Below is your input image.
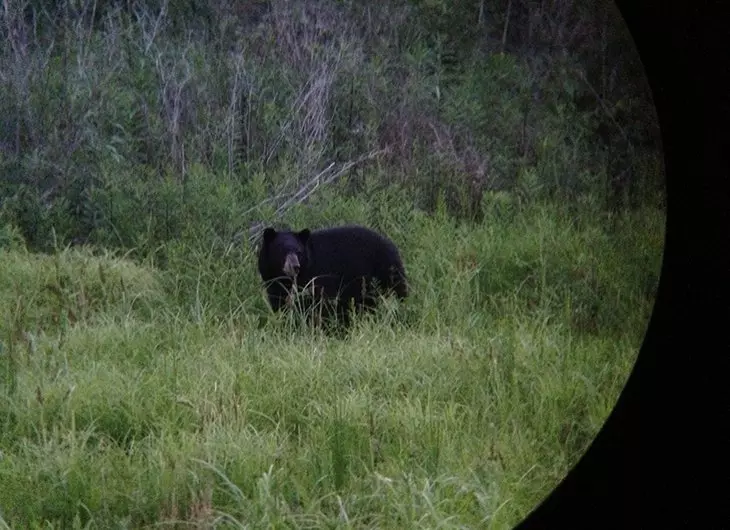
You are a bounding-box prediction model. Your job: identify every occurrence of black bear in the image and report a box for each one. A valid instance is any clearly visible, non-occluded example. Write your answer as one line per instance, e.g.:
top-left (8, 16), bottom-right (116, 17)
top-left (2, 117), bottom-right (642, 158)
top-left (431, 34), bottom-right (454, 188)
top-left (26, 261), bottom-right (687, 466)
top-left (257, 224), bottom-right (408, 327)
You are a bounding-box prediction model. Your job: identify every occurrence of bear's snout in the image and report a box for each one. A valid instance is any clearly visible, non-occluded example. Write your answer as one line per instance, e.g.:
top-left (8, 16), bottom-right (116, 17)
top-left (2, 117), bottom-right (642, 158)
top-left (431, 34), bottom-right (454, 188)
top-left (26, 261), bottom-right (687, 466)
top-left (283, 253), bottom-right (301, 278)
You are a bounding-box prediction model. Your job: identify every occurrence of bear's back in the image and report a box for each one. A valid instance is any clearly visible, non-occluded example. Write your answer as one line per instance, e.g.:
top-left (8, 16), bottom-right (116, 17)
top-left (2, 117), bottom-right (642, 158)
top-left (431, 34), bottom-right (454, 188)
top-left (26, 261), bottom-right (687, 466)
top-left (302, 225), bottom-right (406, 297)
top-left (307, 225), bottom-right (401, 266)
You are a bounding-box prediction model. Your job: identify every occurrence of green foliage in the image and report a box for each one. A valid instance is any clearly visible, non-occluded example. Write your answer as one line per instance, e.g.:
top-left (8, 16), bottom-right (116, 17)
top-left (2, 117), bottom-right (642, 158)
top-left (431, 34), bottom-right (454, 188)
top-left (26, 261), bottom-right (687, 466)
top-left (0, 0), bottom-right (662, 252)
top-left (0, 2), bottom-right (665, 526)
top-left (0, 224), bottom-right (26, 251)
top-left (0, 246), bottom-right (164, 338)
top-left (0, 197), bottom-right (664, 527)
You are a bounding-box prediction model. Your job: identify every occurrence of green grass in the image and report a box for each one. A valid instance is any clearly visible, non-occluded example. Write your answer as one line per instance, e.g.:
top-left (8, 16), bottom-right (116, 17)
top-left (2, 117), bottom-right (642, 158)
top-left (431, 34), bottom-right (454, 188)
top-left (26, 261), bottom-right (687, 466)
top-left (0, 199), bottom-right (664, 529)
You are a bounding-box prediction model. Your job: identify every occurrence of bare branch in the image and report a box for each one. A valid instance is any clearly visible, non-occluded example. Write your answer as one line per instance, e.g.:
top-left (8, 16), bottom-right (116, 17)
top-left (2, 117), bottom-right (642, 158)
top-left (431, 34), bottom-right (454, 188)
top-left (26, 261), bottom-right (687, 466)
top-left (501, 0), bottom-right (512, 54)
top-left (245, 148), bottom-right (390, 245)
top-left (134, 0), bottom-right (168, 54)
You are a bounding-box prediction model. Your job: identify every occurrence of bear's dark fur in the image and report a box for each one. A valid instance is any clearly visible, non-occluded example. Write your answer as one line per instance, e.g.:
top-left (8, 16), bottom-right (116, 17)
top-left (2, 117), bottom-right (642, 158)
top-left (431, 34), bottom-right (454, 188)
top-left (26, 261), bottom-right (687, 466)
top-left (257, 225), bottom-right (408, 327)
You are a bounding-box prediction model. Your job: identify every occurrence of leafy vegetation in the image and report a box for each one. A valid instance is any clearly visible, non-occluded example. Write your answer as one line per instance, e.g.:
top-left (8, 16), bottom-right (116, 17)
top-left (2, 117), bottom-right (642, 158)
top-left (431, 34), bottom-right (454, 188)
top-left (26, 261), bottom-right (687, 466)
top-left (0, 0), bottom-right (664, 527)
top-left (0, 196), bottom-right (663, 528)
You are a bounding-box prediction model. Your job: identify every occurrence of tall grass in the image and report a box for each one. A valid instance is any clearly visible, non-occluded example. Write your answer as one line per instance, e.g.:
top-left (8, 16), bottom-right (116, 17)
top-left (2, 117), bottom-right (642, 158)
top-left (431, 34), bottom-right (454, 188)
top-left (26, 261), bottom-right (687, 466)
top-left (0, 196), bottom-right (664, 528)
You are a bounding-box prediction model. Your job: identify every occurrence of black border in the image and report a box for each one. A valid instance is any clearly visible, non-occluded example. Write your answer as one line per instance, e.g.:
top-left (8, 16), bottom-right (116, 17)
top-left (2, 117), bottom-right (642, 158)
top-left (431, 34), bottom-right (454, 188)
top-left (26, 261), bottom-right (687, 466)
top-left (516, 0), bottom-right (729, 527)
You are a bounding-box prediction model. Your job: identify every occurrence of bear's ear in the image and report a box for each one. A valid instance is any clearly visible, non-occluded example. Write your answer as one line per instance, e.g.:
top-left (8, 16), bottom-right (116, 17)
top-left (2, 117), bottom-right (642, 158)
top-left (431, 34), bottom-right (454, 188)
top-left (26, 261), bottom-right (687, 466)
top-left (263, 228), bottom-right (277, 245)
top-left (297, 229), bottom-right (311, 244)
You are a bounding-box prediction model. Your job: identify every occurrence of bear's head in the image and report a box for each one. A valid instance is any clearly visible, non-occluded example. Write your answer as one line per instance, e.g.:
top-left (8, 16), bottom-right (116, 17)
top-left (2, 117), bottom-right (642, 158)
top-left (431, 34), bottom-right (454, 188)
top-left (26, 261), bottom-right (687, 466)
top-left (259, 227), bottom-right (311, 281)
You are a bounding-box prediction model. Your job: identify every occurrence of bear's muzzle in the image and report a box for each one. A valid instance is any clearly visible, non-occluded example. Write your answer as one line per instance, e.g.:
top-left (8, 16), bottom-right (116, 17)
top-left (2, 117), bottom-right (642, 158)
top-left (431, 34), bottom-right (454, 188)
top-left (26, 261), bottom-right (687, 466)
top-left (283, 252), bottom-right (301, 278)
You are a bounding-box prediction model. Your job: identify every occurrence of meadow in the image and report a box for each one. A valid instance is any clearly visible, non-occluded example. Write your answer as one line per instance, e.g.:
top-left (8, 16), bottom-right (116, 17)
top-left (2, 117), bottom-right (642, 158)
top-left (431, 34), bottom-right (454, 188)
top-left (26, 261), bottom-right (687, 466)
top-left (0, 194), bottom-right (665, 529)
top-left (0, 2), bottom-right (664, 525)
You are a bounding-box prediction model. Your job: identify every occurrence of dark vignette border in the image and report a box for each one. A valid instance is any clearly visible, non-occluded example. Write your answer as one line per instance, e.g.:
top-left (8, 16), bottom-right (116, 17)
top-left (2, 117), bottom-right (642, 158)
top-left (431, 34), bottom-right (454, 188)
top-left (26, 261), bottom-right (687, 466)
top-left (515, 0), bottom-right (729, 528)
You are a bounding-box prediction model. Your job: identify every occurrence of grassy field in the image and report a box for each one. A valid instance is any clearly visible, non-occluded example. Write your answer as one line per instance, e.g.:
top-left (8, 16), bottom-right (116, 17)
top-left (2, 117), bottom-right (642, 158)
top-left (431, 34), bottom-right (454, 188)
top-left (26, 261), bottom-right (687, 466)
top-left (0, 198), bottom-right (664, 529)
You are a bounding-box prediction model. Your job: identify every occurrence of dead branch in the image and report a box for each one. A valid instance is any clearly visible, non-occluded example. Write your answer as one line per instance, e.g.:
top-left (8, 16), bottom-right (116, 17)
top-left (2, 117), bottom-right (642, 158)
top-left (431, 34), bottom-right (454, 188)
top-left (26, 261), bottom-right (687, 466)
top-left (244, 147), bottom-right (390, 246)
